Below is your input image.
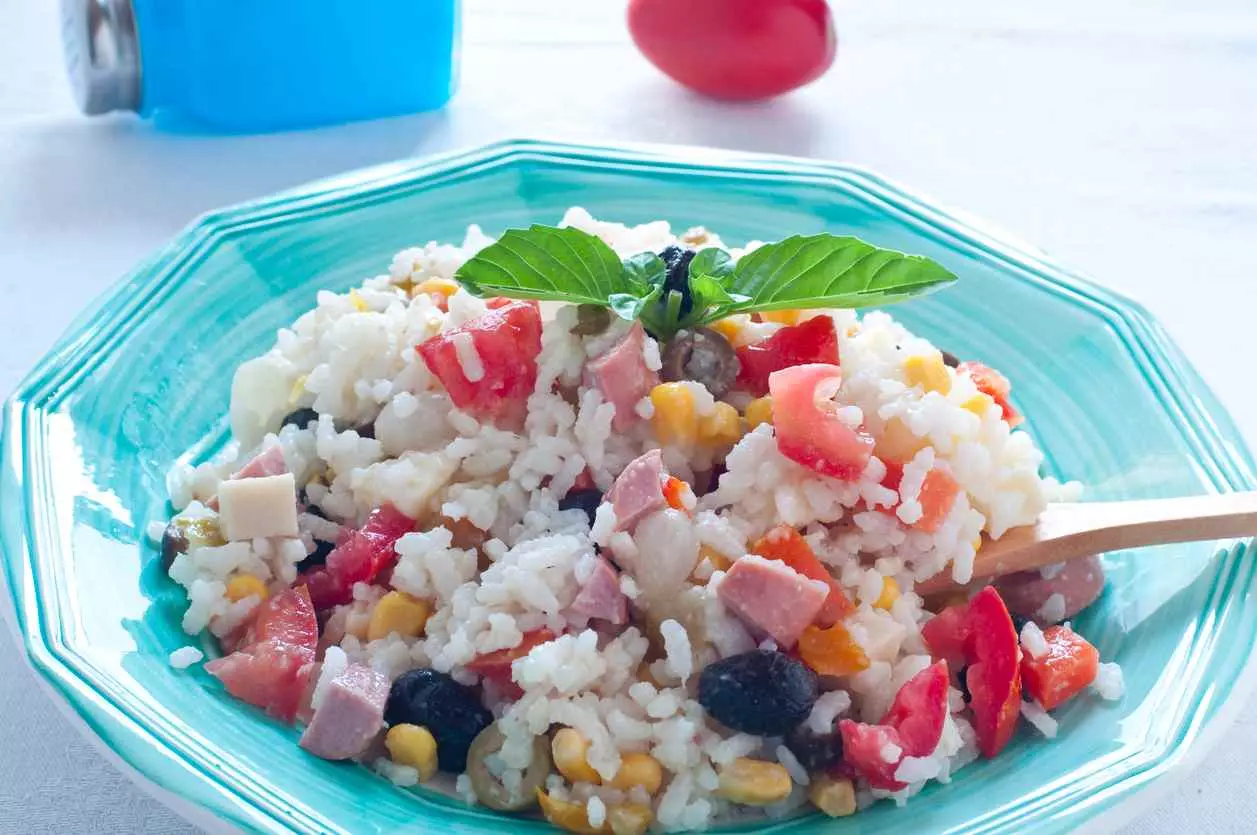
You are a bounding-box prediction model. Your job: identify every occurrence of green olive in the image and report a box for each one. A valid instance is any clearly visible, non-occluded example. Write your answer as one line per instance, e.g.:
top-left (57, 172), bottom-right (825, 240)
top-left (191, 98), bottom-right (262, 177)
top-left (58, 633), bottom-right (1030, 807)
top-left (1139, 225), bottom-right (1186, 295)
top-left (571, 304), bottom-right (612, 337)
top-left (466, 724), bottom-right (551, 811)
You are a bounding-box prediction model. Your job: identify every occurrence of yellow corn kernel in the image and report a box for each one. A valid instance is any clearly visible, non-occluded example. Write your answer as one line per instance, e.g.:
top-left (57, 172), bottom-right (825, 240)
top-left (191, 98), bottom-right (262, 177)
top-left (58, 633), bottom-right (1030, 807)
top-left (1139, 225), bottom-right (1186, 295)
top-left (607, 804), bottom-right (654, 835)
top-left (760, 309), bottom-right (803, 325)
top-left (874, 576), bottom-right (901, 610)
top-left (552, 727), bottom-right (602, 784)
top-left (650, 383), bottom-right (698, 446)
top-left (537, 790), bottom-right (608, 835)
top-left (348, 289), bottom-right (369, 312)
top-left (225, 574), bottom-right (268, 603)
top-left (877, 417), bottom-right (925, 463)
top-left (367, 591), bottom-right (432, 642)
top-left (809, 775), bottom-right (857, 817)
top-left (698, 402), bottom-right (741, 446)
top-left (414, 277), bottom-right (460, 301)
top-left (904, 352), bottom-right (952, 395)
top-left (716, 758), bottom-right (792, 806)
top-left (961, 393), bottom-right (995, 417)
top-left (744, 396), bottom-right (774, 430)
top-left (699, 545), bottom-right (733, 573)
top-left (610, 753), bottom-right (664, 795)
top-left (385, 724), bottom-right (438, 782)
top-left (708, 317), bottom-right (744, 344)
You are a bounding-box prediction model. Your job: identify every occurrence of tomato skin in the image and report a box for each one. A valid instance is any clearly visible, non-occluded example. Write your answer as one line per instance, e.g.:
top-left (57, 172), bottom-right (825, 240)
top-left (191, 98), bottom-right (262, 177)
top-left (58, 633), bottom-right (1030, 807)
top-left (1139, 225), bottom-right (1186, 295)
top-left (325, 504), bottom-right (416, 590)
top-left (736, 315), bottom-right (839, 397)
top-left (840, 661), bottom-right (949, 790)
top-left (769, 363), bottom-right (875, 481)
top-left (628, 0), bottom-right (837, 101)
top-left (958, 361), bottom-right (1023, 427)
top-left (963, 587), bottom-right (1023, 758)
top-left (1021, 625), bottom-right (1099, 711)
top-left (249, 586), bottom-right (318, 652)
top-left (751, 524), bottom-right (853, 626)
top-left (417, 301), bottom-right (543, 423)
top-left (915, 467), bottom-right (962, 533)
top-left (466, 628), bottom-right (557, 700)
top-left (921, 604), bottom-right (970, 673)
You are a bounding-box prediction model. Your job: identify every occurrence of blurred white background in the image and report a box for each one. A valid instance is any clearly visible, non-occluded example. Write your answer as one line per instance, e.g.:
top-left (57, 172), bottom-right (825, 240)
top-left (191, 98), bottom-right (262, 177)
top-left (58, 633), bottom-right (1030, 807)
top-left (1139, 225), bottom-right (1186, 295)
top-left (1, 0), bottom-right (1256, 831)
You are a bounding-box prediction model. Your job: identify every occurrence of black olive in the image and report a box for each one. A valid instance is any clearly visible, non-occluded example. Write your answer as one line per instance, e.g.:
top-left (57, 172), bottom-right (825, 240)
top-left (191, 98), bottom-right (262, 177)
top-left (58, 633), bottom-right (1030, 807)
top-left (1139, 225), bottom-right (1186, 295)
top-left (658, 245), bottom-right (697, 317)
top-left (298, 538), bottom-right (336, 570)
top-left (660, 327), bottom-right (740, 398)
top-left (160, 522), bottom-right (189, 570)
top-left (385, 669), bottom-right (493, 772)
top-left (941, 350), bottom-right (961, 368)
top-left (698, 650), bottom-right (818, 736)
top-left (571, 304), bottom-right (612, 337)
top-left (355, 422), bottom-right (375, 440)
top-left (559, 488), bottom-right (603, 527)
top-left (785, 722), bottom-right (845, 771)
top-left (281, 408), bottom-right (321, 430)
top-left (957, 665), bottom-right (972, 705)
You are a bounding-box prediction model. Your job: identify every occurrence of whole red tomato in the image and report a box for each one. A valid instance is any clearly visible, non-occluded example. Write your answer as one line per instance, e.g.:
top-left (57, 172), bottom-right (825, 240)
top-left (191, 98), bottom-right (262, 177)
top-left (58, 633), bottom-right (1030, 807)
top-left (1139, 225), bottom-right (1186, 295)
top-left (628, 0), bottom-right (837, 100)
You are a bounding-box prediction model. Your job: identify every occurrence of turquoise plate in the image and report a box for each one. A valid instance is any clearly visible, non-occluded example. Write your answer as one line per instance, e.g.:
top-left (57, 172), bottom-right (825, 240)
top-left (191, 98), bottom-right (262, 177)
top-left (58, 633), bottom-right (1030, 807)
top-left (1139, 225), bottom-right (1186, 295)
top-left (3, 139), bottom-right (1255, 834)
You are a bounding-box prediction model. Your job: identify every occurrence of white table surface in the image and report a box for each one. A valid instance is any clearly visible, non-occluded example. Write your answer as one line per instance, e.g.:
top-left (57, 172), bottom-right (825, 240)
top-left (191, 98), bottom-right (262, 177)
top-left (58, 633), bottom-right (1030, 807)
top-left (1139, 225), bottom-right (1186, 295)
top-left (3, 0), bottom-right (1257, 831)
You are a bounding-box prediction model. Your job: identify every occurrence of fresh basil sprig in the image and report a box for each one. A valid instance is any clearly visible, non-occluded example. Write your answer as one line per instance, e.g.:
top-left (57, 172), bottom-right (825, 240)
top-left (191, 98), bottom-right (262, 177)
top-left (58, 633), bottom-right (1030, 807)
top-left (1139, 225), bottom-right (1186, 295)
top-left (453, 225), bottom-right (956, 340)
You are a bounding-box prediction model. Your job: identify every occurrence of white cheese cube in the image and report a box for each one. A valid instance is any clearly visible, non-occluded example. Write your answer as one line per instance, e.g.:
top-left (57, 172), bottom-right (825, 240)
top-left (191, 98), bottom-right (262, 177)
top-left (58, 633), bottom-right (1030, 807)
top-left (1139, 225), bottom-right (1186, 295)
top-left (218, 473), bottom-right (299, 541)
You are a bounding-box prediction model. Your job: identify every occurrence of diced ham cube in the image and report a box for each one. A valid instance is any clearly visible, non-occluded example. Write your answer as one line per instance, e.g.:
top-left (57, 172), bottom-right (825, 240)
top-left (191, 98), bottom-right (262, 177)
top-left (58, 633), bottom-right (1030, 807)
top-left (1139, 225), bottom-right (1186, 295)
top-left (606, 449), bottom-right (668, 534)
top-left (567, 557), bottom-right (628, 626)
top-left (298, 663), bottom-right (390, 761)
top-left (584, 322), bottom-right (660, 430)
top-left (218, 472), bottom-right (299, 541)
top-left (232, 445), bottom-right (288, 480)
top-left (717, 555), bottom-right (830, 648)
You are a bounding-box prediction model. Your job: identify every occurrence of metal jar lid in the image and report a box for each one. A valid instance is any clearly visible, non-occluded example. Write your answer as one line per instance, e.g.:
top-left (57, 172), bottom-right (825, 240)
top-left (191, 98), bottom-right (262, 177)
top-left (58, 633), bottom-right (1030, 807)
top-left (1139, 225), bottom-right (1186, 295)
top-left (60, 0), bottom-right (142, 115)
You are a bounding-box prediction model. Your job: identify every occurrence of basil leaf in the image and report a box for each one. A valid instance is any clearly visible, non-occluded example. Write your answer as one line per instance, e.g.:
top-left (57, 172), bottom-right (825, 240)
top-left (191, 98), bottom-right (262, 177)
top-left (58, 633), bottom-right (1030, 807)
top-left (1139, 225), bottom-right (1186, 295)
top-left (688, 274), bottom-right (748, 312)
top-left (716, 235), bottom-right (956, 316)
top-left (622, 251), bottom-right (667, 295)
top-left (687, 247), bottom-right (735, 282)
top-left (454, 225), bottom-right (626, 304)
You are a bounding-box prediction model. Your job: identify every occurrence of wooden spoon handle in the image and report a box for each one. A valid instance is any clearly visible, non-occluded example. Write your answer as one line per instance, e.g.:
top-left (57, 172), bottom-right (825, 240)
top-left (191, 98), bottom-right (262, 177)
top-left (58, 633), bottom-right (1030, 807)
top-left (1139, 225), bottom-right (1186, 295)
top-left (918, 491), bottom-right (1257, 594)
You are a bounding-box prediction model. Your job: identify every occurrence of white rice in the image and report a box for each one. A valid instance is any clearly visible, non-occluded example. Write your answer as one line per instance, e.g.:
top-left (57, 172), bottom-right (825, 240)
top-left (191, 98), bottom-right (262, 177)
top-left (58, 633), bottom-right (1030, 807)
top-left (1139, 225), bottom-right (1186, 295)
top-left (159, 210), bottom-right (1110, 831)
top-left (1092, 662), bottom-right (1125, 700)
top-left (1020, 621), bottom-right (1049, 659)
top-left (1020, 700), bottom-right (1059, 739)
top-left (168, 647), bottom-right (204, 669)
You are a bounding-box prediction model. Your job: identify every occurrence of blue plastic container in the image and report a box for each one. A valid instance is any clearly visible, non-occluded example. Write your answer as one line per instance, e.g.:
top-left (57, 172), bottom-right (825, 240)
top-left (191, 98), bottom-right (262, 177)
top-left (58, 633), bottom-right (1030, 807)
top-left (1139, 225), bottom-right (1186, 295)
top-left (61, 0), bottom-right (459, 132)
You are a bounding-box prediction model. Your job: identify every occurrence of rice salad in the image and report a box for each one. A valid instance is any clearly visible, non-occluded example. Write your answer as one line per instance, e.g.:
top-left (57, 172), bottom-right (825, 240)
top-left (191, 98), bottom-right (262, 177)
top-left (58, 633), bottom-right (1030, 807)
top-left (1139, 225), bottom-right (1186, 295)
top-left (157, 209), bottom-right (1118, 832)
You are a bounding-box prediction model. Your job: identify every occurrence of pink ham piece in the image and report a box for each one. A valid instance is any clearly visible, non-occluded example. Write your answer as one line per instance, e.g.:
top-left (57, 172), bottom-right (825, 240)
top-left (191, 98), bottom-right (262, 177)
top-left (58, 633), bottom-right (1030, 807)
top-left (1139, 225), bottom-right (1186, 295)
top-left (717, 555), bottom-right (830, 648)
top-left (567, 557), bottom-right (628, 626)
top-left (605, 449), bottom-right (669, 534)
top-left (299, 663), bottom-right (390, 761)
top-left (996, 555), bottom-right (1106, 624)
top-left (583, 322), bottom-right (660, 430)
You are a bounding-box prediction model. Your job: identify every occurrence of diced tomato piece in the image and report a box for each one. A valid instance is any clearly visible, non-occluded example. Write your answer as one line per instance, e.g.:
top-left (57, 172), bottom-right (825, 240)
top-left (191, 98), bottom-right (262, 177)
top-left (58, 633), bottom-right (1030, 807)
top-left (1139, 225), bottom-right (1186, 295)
top-left (207, 586), bottom-right (320, 723)
top-left (921, 604), bottom-right (969, 673)
top-left (768, 364), bottom-right (875, 481)
top-left (572, 469), bottom-right (596, 492)
top-left (662, 476), bottom-right (693, 514)
top-left (881, 661), bottom-right (950, 757)
top-left (798, 622), bottom-right (869, 676)
top-left (466, 628), bottom-right (557, 700)
top-left (958, 361), bottom-right (1023, 428)
top-left (915, 468), bottom-right (961, 533)
top-left (751, 524), bottom-right (853, 626)
top-left (963, 587), bottom-right (1022, 757)
top-left (486, 297), bottom-right (541, 313)
top-left (417, 301), bottom-right (543, 423)
top-left (207, 640), bottom-right (316, 723)
top-left (1020, 625), bottom-right (1100, 711)
top-left (247, 586), bottom-right (318, 652)
top-left (325, 504), bottom-right (415, 589)
top-left (735, 315), bottom-right (839, 397)
top-left (840, 661), bottom-right (949, 790)
top-left (880, 459), bottom-right (903, 493)
top-left (299, 565), bottom-right (353, 610)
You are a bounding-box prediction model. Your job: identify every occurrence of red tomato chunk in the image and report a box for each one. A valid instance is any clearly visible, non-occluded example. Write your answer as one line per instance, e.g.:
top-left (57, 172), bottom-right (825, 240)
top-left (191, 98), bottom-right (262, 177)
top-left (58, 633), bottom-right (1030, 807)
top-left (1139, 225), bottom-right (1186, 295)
top-left (959, 361), bottom-right (1023, 428)
top-left (467, 628), bottom-right (556, 700)
top-left (735, 315), bottom-right (839, 397)
top-left (840, 661), bottom-right (949, 790)
top-left (1021, 625), bottom-right (1099, 711)
top-left (963, 587), bottom-right (1023, 758)
top-left (751, 524), bottom-right (853, 627)
top-left (768, 363), bottom-right (874, 481)
top-left (417, 300), bottom-right (543, 423)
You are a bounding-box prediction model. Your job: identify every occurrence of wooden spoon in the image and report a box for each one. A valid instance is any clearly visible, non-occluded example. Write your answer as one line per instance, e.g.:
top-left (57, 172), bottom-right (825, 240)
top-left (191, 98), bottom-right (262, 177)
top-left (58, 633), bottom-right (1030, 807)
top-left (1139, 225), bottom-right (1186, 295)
top-left (917, 492), bottom-right (1257, 595)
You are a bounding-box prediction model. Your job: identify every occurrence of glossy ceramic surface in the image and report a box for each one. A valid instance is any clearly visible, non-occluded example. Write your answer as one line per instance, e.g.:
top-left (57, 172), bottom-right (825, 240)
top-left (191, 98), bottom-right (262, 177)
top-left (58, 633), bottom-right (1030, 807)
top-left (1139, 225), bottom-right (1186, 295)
top-left (3, 140), bottom-right (1255, 834)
